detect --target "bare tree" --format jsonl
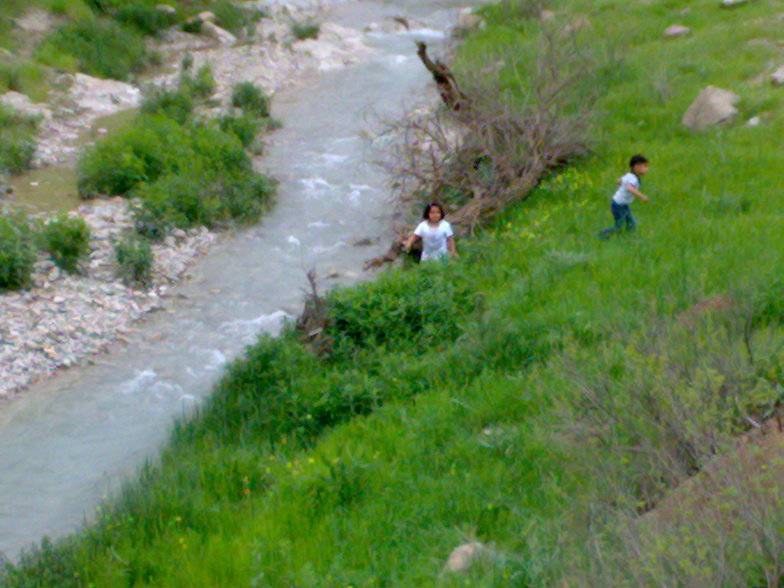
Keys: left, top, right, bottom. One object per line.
{"left": 368, "top": 25, "right": 599, "bottom": 267}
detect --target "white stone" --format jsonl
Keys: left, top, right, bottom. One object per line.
{"left": 664, "top": 25, "right": 691, "bottom": 38}
{"left": 0, "top": 91, "right": 52, "bottom": 120}
{"left": 771, "top": 65, "right": 784, "bottom": 86}
{"left": 197, "top": 11, "right": 216, "bottom": 23}
{"left": 682, "top": 86, "right": 740, "bottom": 130}
{"left": 202, "top": 21, "right": 237, "bottom": 45}
{"left": 156, "top": 4, "right": 176, "bottom": 15}
{"left": 721, "top": 0, "right": 754, "bottom": 6}
{"left": 69, "top": 74, "right": 142, "bottom": 115}
{"left": 746, "top": 116, "right": 761, "bottom": 126}
{"left": 456, "top": 8, "right": 483, "bottom": 31}
{"left": 540, "top": 10, "right": 556, "bottom": 21}
{"left": 444, "top": 542, "right": 487, "bottom": 574}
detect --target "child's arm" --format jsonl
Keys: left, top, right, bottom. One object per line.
{"left": 402, "top": 233, "right": 420, "bottom": 251}
{"left": 627, "top": 184, "right": 650, "bottom": 203}
{"left": 447, "top": 236, "right": 458, "bottom": 258}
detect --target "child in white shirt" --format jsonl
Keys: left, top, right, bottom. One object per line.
{"left": 599, "top": 154, "right": 651, "bottom": 239}
{"left": 403, "top": 201, "right": 458, "bottom": 261}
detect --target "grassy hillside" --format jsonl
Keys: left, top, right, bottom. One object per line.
{"left": 4, "top": 0, "right": 784, "bottom": 585}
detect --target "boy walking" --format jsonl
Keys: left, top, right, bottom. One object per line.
{"left": 599, "top": 154, "right": 651, "bottom": 239}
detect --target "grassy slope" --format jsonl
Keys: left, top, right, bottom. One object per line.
{"left": 5, "top": 0, "right": 784, "bottom": 586}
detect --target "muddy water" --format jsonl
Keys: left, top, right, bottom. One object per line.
{"left": 0, "top": 0, "right": 472, "bottom": 561}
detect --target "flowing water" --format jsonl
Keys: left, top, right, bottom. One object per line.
{"left": 0, "top": 0, "right": 472, "bottom": 561}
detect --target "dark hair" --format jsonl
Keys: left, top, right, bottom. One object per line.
{"left": 629, "top": 154, "right": 649, "bottom": 168}
{"left": 422, "top": 201, "right": 446, "bottom": 221}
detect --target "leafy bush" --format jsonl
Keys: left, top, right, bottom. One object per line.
{"left": 211, "top": 0, "right": 262, "bottom": 35}
{"left": 0, "top": 105, "right": 38, "bottom": 174}
{"left": 36, "top": 18, "right": 150, "bottom": 80}
{"left": 115, "top": 5, "right": 178, "bottom": 36}
{"left": 290, "top": 21, "right": 320, "bottom": 41}
{"left": 134, "top": 169, "right": 274, "bottom": 230}
{"left": 77, "top": 114, "right": 191, "bottom": 196}
{"left": 230, "top": 81, "right": 269, "bottom": 117}
{"left": 0, "top": 212, "right": 36, "bottom": 290}
{"left": 218, "top": 113, "right": 260, "bottom": 148}
{"left": 39, "top": 214, "right": 91, "bottom": 274}
{"left": 141, "top": 87, "right": 194, "bottom": 124}
{"left": 181, "top": 63, "right": 215, "bottom": 99}
{"left": 115, "top": 233, "right": 152, "bottom": 286}
{"left": 324, "top": 264, "right": 477, "bottom": 360}
{"left": 0, "top": 60, "right": 49, "bottom": 102}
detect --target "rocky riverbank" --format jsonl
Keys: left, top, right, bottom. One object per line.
{"left": 1, "top": 0, "right": 467, "bottom": 400}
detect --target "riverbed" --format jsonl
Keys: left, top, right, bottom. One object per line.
{"left": 0, "top": 0, "right": 474, "bottom": 562}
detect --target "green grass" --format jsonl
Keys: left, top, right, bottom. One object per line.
{"left": 5, "top": 0, "right": 784, "bottom": 585}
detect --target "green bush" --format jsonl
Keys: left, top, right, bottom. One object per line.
{"left": 141, "top": 87, "right": 194, "bottom": 124}
{"left": 181, "top": 63, "right": 216, "bottom": 99}
{"left": 0, "top": 60, "right": 50, "bottom": 102}
{"left": 0, "top": 212, "right": 36, "bottom": 290}
{"left": 115, "top": 233, "right": 152, "bottom": 286}
{"left": 324, "top": 264, "right": 476, "bottom": 360}
{"left": 134, "top": 169, "right": 274, "bottom": 230}
{"left": 230, "top": 81, "right": 269, "bottom": 117}
{"left": 39, "top": 214, "right": 91, "bottom": 274}
{"left": 218, "top": 113, "right": 260, "bottom": 148}
{"left": 0, "top": 105, "right": 38, "bottom": 175}
{"left": 115, "top": 5, "right": 178, "bottom": 36}
{"left": 77, "top": 114, "right": 190, "bottom": 196}
{"left": 211, "top": 0, "right": 262, "bottom": 36}
{"left": 36, "top": 18, "right": 150, "bottom": 80}
{"left": 290, "top": 21, "right": 320, "bottom": 41}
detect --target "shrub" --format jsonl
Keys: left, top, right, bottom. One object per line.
{"left": 77, "top": 114, "right": 190, "bottom": 196}
{"left": 0, "top": 60, "right": 50, "bottom": 102}
{"left": 324, "top": 264, "right": 476, "bottom": 360}
{"left": 141, "top": 87, "right": 194, "bottom": 124}
{"left": 181, "top": 63, "right": 215, "bottom": 99}
{"left": 39, "top": 214, "right": 91, "bottom": 274}
{"left": 211, "top": 0, "right": 263, "bottom": 36}
{"left": 0, "top": 212, "right": 36, "bottom": 290}
{"left": 0, "top": 105, "right": 38, "bottom": 175}
{"left": 230, "top": 81, "right": 269, "bottom": 117}
{"left": 290, "top": 21, "right": 320, "bottom": 41}
{"left": 36, "top": 18, "right": 150, "bottom": 80}
{"left": 218, "top": 113, "right": 260, "bottom": 148}
{"left": 115, "top": 5, "right": 178, "bottom": 36}
{"left": 115, "top": 233, "right": 152, "bottom": 286}
{"left": 134, "top": 169, "right": 275, "bottom": 230}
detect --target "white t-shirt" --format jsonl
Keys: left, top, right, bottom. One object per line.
{"left": 612, "top": 172, "right": 640, "bottom": 205}
{"left": 415, "top": 220, "right": 453, "bottom": 261}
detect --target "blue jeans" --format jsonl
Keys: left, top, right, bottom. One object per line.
{"left": 600, "top": 201, "right": 635, "bottom": 238}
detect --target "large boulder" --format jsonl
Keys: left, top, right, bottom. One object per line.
{"left": 682, "top": 86, "right": 740, "bottom": 130}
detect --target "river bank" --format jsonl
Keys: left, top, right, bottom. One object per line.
{"left": 0, "top": 0, "right": 451, "bottom": 400}
{"left": 0, "top": 0, "right": 479, "bottom": 561}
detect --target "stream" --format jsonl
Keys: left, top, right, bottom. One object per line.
{"left": 0, "top": 0, "right": 473, "bottom": 562}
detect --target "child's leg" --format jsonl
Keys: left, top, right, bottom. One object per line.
{"left": 599, "top": 202, "right": 622, "bottom": 239}
{"left": 624, "top": 208, "right": 636, "bottom": 231}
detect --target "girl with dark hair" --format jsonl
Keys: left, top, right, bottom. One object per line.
{"left": 402, "top": 202, "right": 458, "bottom": 261}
